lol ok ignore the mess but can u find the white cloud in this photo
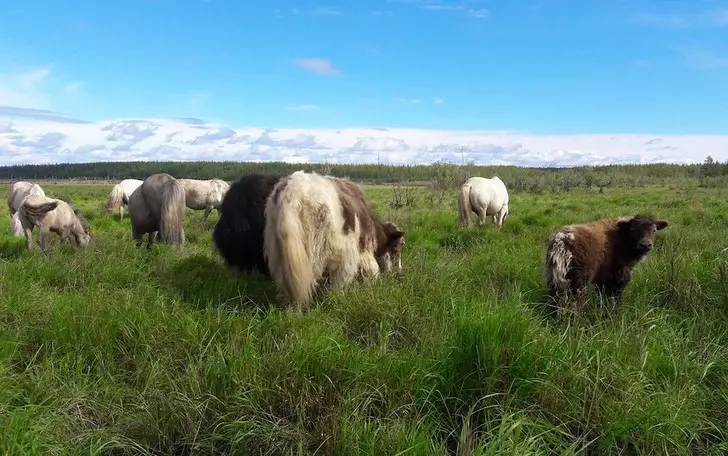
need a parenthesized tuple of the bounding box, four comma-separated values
(394, 0, 489, 19)
(64, 81, 85, 95)
(189, 91, 210, 107)
(433, 97, 443, 104)
(0, 68, 52, 109)
(285, 104, 320, 111)
(677, 46, 728, 69)
(634, 9, 728, 28)
(0, 114, 724, 167)
(292, 58, 341, 76)
(395, 98, 422, 104)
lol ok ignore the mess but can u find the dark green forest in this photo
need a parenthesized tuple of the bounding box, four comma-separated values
(1, 157, 726, 192)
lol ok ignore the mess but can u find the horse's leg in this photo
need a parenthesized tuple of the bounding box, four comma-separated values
(359, 253, 381, 281)
(204, 206, 212, 219)
(475, 207, 485, 226)
(24, 226, 33, 250)
(39, 226, 51, 255)
(61, 226, 72, 244)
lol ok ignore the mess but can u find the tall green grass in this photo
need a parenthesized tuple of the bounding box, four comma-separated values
(1, 182, 727, 455)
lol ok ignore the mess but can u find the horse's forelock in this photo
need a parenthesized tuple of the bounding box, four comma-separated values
(70, 203, 90, 234)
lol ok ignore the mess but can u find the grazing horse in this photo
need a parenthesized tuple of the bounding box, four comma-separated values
(127, 173, 186, 248)
(177, 178, 230, 218)
(19, 194, 91, 253)
(6, 181, 46, 236)
(458, 176, 510, 227)
(545, 215, 669, 318)
(264, 171, 406, 311)
(212, 173, 283, 275)
(102, 178, 143, 220)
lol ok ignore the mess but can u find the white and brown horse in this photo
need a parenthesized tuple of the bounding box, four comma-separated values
(264, 171, 405, 311)
(177, 178, 230, 218)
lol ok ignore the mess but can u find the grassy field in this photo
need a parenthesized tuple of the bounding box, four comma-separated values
(1, 180, 728, 455)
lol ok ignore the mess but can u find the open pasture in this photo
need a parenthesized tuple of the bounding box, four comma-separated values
(1, 180, 728, 455)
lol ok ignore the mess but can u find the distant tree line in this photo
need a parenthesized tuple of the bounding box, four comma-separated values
(1, 157, 726, 193)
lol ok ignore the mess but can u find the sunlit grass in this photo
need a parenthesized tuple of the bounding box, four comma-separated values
(0, 181, 727, 455)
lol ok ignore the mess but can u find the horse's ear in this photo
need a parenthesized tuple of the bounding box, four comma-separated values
(390, 230, 405, 241)
(617, 217, 632, 230)
(655, 220, 668, 230)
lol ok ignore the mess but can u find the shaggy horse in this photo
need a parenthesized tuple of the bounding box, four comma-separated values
(6, 181, 46, 236)
(458, 176, 510, 227)
(128, 173, 186, 248)
(102, 178, 143, 220)
(212, 173, 283, 275)
(177, 178, 230, 218)
(19, 194, 91, 253)
(264, 171, 406, 310)
(544, 215, 669, 318)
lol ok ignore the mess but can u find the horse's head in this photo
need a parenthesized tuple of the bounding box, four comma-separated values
(78, 233, 92, 248)
(376, 221, 406, 273)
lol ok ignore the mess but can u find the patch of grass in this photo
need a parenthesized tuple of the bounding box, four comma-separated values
(1, 180, 728, 454)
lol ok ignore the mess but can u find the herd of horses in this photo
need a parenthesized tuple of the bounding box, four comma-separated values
(5, 171, 669, 318)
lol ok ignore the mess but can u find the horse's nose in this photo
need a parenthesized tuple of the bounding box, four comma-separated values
(639, 241, 653, 251)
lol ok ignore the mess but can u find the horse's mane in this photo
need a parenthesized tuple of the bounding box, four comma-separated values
(65, 200, 90, 234)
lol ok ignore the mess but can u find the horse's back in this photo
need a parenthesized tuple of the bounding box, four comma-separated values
(467, 176, 508, 210)
(120, 179, 144, 199)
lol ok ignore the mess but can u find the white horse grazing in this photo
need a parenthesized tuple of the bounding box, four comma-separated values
(103, 179, 144, 220)
(19, 194, 91, 253)
(7, 181, 46, 236)
(177, 178, 230, 218)
(458, 176, 510, 227)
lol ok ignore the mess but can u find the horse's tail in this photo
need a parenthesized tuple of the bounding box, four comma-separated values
(22, 200, 58, 225)
(264, 186, 316, 309)
(105, 184, 125, 218)
(10, 212, 24, 236)
(458, 182, 472, 227)
(159, 178, 186, 247)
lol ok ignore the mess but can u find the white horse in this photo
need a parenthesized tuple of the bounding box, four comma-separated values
(102, 179, 144, 220)
(19, 194, 91, 253)
(458, 176, 510, 227)
(177, 178, 230, 218)
(7, 181, 46, 236)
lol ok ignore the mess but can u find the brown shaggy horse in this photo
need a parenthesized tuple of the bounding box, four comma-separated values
(264, 171, 405, 310)
(128, 173, 186, 249)
(544, 214, 668, 318)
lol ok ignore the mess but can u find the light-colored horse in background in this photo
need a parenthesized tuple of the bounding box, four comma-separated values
(19, 194, 91, 254)
(458, 176, 510, 227)
(128, 173, 186, 249)
(177, 178, 230, 218)
(102, 178, 144, 220)
(7, 181, 46, 236)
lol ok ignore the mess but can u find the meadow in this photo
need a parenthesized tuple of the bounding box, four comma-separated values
(1, 177, 728, 455)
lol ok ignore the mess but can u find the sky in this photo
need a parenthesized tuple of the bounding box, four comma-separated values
(1, 0, 727, 167)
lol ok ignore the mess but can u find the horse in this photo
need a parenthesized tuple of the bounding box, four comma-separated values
(127, 173, 186, 249)
(212, 173, 284, 275)
(177, 178, 230, 218)
(264, 171, 406, 311)
(6, 181, 46, 236)
(19, 194, 91, 254)
(102, 179, 144, 220)
(458, 176, 510, 227)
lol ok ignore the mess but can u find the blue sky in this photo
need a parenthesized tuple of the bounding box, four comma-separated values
(1, 0, 727, 135)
